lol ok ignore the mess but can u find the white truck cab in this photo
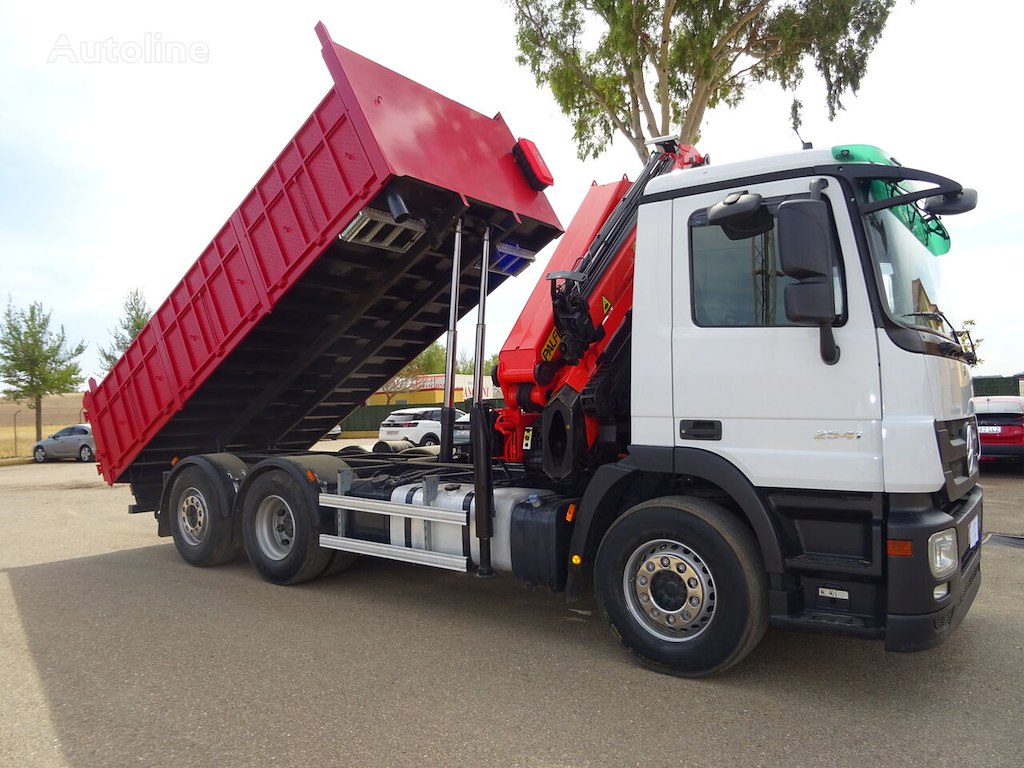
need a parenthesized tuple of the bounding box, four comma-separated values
(623, 144, 981, 656)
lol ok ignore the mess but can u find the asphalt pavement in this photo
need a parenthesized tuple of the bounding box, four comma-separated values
(1, 458, 1022, 768)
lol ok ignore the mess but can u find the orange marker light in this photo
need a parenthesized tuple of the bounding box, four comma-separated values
(306, 470, 317, 483)
(565, 503, 577, 523)
(170, 456, 179, 466)
(887, 539, 913, 557)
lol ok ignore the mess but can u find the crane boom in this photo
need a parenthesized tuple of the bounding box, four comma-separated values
(495, 143, 705, 480)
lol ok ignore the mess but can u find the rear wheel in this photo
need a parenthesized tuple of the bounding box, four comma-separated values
(242, 471, 331, 585)
(78, 444, 94, 462)
(169, 467, 236, 566)
(419, 433, 439, 447)
(594, 495, 768, 677)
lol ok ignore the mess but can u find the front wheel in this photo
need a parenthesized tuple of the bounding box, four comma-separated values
(242, 471, 331, 585)
(33, 447, 46, 463)
(594, 496, 768, 677)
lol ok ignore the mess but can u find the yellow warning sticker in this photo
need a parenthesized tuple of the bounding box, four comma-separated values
(541, 327, 561, 361)
(601, 296, 612, 314)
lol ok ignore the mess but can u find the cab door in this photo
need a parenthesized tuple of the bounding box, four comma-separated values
(670, 176, 883, 492)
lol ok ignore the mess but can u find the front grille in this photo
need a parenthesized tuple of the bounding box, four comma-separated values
(934, 417, 978, 503)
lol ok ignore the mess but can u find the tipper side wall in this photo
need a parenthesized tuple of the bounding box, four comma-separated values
(85, 24, 562, 506)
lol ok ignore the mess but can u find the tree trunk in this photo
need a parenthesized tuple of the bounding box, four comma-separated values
(35, 394, 42, 441)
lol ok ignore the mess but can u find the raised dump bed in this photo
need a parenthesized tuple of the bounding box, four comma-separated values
(85, 22, 562, 510)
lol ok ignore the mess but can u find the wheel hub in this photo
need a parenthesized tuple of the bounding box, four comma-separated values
(254, 495, 295, 561)
(177, 489, 208, 546)
(626, 540, 715, 641)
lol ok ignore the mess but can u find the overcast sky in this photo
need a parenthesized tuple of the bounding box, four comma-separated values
(1, 0, 1019, 387)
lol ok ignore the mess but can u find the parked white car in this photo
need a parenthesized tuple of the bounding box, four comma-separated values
(378, 407, 465, 446)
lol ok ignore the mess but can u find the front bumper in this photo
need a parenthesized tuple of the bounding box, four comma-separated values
(884, 485, 983, 652)
(980, 443, 1024, 458)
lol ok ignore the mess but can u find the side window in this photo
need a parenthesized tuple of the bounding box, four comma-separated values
(690, 210, 797, 327)
(55, 427, 73, 438)
(690, 195, 846, 327)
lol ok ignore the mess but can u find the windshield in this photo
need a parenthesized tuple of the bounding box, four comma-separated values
(862, 181, 955, 339)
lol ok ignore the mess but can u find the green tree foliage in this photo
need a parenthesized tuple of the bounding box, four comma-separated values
(0, 299, 87, 440)
(456, 350, 501, 375)
(957, 318, 983, 367)
(378, 342, 446, 404)
(510, 0, 896, 161)
(415, 341, 448, 374)
(98, 288, 152, 373)
(380, 342, 501, 403)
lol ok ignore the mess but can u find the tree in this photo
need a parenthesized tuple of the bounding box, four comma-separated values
(98, 288, 152, 373)
(456, 350, 500, 376)
(957, 318, 983, 367)
(378, 357, 427, 405)
(510, 0, 896, 162)
(415, 341, 448, 374)
(378, 342, 447, 405)
(378, 343, 501, 403)
(0, 299, 87, 440)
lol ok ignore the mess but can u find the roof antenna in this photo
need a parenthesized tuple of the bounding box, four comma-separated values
(794, 128, 813, 150)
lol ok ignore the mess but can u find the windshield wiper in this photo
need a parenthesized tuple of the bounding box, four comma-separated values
(901, 311, 978, 364)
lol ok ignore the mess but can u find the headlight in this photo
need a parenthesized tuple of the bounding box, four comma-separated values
(928, 529, 959, 579)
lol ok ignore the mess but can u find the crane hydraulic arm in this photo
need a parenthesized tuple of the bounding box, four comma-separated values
(495, 141, 705, 481)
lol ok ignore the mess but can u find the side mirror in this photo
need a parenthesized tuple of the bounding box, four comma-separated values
(777, 199, 840, 365)
(923, 188, 977, 216)
(707, 191, 773, 240)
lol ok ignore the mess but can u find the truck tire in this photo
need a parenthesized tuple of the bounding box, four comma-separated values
(323, 550, 359, 577)
(594, 495, 768, 677)
(169, 467, 236, 567)
(242, 470, 331, 585)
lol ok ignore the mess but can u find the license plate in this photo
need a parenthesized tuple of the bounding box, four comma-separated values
(969, 516, 981, 549)
(384, 429, 398, 436)
(978, 425, 1001, 434)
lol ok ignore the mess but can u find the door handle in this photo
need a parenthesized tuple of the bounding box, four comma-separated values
(679, 420, 722, 441)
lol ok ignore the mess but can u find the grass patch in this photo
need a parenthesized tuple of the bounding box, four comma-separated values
(0, 393, 87, 458)
(0, 424, 72, 458)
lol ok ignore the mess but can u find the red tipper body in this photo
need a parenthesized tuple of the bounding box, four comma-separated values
(84, 23, 562, 505)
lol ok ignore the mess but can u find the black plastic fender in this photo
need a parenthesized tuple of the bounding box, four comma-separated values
(564, 446, 783, 600)
(158, 453, 249, 538)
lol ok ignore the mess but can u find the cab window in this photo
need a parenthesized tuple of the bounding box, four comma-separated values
(690, 198, 844, 327)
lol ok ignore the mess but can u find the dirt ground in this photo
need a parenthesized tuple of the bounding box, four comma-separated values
(0, 458, 1021, 768)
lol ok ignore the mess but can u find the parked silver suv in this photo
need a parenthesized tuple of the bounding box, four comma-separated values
(33, 423, 95, 463)
(378, 407, 465, 446)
